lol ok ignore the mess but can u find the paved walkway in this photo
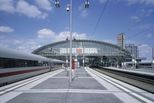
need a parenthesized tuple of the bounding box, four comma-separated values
(1, 68, 154, 103)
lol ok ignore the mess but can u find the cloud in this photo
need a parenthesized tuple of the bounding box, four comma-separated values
(78, 4, 88, 18)
(141, 9, 154, 17)
(14, 38, 53, 52)
(0, 31, 116, 53)
(13, 40, 23, 44)
(37, 28, 55, 38)
(35, 0, 52, 11)
(0, 26, 14, 33)
(0, 0, 48, 19)
(0, 27, 88, 53)
(72, 32, 87, 39)
(130, 9, 154, 24)
(15, 38, 54, 52)
(139, 44, 152, 61)
(16, 39, 42, 52)
(0, 0, 15, 13)
(54, 31, 87, 41)
(147, 33, 152, 38)
(130, 16, 140, 22)
(0, 37, 48, 52)
(122, 0, 154, 6)
(16, 0, 47, 19)
(54, 31, 69, 41)
(38, 28, 88, 42)
(81, 10, 88, 18)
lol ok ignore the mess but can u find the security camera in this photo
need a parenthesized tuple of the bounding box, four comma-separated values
(66, 4, 70, 12)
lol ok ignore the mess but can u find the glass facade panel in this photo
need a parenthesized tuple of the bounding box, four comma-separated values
(33, 40, 131, 67)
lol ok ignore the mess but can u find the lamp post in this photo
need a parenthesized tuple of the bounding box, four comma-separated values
(68, 0, 89, 82)
(54, 0, 89, 82)
(69, 0, 73, 83)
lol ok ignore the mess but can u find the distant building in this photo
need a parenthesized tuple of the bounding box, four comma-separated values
(117, 33, 125, 49)
(125, 44, 139, 59)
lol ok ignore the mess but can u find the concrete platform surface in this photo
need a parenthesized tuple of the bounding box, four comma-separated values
(0, 68, 154, 103)
(7, 93, 122, 103)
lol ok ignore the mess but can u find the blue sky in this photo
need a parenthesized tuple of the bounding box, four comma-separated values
(0, 0, 154, 60)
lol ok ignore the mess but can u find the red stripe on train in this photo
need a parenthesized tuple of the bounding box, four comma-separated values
(0, 68, 49, 78)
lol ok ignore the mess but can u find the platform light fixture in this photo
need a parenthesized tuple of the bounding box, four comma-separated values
(85, 0, 90, 8)
(55, 0, 60, 8)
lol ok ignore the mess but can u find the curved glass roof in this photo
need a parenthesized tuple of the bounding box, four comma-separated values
(33, 40, 131, 58)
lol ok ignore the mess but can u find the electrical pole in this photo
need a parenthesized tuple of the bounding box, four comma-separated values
(69, 0, 73, 83)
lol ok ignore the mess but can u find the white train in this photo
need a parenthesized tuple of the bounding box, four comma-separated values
(0, 46, 65, 86)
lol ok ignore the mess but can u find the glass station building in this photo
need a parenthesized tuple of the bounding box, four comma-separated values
(33, 39, 131, 67)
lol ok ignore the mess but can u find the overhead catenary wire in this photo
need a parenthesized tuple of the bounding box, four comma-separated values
(91, 0, 109, 38)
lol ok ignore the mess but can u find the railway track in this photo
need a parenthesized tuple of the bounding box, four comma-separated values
(92, 67, 154, 93)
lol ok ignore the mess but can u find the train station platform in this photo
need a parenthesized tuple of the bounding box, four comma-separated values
(0, 67, 154, 103)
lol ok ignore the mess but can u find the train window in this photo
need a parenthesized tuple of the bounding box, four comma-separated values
(0, 57, 48, 69)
